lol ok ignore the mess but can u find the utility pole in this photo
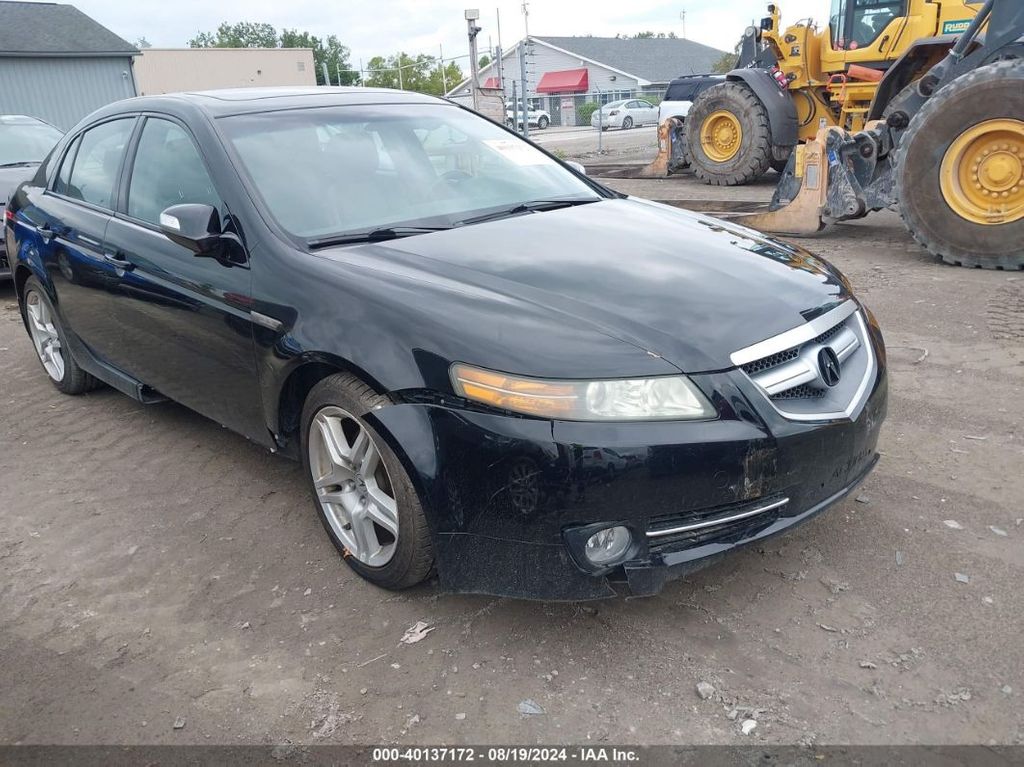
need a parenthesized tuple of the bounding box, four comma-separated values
(679, 9, 687, 39)
(519, 43, 529, 139)
(439, 44, 447, 94)
(398, 55, 404, 90)
(321, 62, 330, 87)
(496, 7, 504, 94)
(465, 9, 482, 111)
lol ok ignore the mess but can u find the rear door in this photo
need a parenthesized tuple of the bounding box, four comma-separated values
(38, 118, 136, 364)
(102, 115, 264, 437)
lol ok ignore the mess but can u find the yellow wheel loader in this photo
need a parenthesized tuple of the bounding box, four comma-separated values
(685, 0, 988, 186)
(740, 0, 1024, 269)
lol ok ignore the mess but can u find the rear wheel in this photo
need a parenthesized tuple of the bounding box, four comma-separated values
(300, 373, 434, 590)
(22, 277, 97, 395)
(686, 81, 773, 186)
(896, 59, 1024, 269)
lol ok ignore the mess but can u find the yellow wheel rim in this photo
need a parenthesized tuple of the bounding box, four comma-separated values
(701, 110, 743, 163)
(939, 119, 1024, 226)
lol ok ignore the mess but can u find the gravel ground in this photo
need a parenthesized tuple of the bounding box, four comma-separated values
(1, 143, 1022, 747)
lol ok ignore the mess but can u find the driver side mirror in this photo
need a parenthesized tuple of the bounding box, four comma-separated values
(159, 203, 222, 254)
(566, 160, 586, 175)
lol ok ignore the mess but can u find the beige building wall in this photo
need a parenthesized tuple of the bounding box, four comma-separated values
(134, 48, 317, 95)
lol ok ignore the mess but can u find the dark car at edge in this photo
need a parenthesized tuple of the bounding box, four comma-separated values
(4, 87, 887, 600)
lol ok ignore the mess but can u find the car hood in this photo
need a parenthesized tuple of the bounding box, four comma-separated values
(320, 198, 852, 373)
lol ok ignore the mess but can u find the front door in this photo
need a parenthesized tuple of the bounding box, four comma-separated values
(102, 116, 264, 439)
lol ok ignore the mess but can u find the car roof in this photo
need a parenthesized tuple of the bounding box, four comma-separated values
(83, 87, 451, 123)
(0, 114, 54, 125)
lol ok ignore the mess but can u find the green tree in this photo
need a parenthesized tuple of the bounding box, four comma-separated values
(364, 53, 462, 96)
(478, 54, 491, 68)
(189, 21, 278, 48)
(280, 29, 358, 85)
(711, 51, 738, 73)
(625, 31, 678, 39)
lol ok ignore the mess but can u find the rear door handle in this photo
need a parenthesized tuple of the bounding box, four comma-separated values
(104, 251, 135, 271)
(38, 224, 56, 243)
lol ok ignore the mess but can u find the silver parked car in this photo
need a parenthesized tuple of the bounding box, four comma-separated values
(1, 115, 63, 280)
(590, 99, 659, 130)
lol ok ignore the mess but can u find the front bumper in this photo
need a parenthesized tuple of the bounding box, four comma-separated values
(368, 347, 888, 600)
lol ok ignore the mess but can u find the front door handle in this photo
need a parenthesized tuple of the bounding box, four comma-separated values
(104, 252, 135, 271)
(38, 224, 56, 243)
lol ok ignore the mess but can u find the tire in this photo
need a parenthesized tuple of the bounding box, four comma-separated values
(770, 157, 790, 174)
(895, 59, 1024, 270)
(685, 81, 773, 186)
(621, 116, 633, 130)
(537, 116, 549, 130)
(22, 277, 98, 395)
(300, 372, 434, 590)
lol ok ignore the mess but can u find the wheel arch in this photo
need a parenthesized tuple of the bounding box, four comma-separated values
(272, 353, 389, 457)
(726, 68, 798, 148)
(868, 37, 953, 121)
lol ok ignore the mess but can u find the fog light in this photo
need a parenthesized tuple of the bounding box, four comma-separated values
(584, 526, 632, 565)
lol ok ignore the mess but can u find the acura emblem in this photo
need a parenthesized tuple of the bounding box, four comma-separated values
(818, 347, 842, 387)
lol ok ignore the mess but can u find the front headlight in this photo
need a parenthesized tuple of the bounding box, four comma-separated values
(450, 363, 716, 421)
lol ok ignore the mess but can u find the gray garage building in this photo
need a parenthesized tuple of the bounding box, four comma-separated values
(0, 1, 138, 130)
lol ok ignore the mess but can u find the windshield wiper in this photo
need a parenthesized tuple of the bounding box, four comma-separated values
(455, 197, 601, 227)
(0, 161, 40, 169)
(307, 226, 451, 248)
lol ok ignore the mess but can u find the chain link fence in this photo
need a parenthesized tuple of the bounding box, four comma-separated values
(522, 89, 666, 128)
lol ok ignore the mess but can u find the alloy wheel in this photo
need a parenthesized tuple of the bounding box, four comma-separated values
(307, 405, 399, 567)
(25, 291, 65, 382)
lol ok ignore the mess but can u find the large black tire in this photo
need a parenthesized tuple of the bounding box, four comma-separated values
(685, 81, 773, 186)
(896, 60, 1024, 270)
(21, 277, 99, 395)
(300, 372, 434, 590)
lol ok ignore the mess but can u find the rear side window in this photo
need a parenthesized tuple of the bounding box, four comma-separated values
(126, 118, 221, 226)
(64, 119, 134, 209)
(665, 82, 697, 102)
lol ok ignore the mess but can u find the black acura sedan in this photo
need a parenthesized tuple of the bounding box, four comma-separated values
(4, 88, 887, 599)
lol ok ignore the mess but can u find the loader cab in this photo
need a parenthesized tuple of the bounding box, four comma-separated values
(827, 0, 907, 55)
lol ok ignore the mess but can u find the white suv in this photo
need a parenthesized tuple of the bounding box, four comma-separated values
(505, 102, 551, 130)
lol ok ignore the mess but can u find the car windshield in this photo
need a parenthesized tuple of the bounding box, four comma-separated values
(219, 103, 601, 241)
(0, 117, 62, 166)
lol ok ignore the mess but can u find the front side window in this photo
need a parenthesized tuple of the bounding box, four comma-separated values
(53, 136, 81, 196)
(219, 103, 600, 241)
(64, 119, 135, 209)
(127, 119, 221, 226)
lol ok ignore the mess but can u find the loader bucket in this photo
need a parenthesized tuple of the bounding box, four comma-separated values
(639, 117, 687, 177)
(737, 122, 894, 237)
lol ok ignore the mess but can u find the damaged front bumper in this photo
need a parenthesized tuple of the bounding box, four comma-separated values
(366, 361, 887, 601)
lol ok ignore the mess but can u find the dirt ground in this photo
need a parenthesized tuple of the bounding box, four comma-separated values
(1, 138, 1022, 747)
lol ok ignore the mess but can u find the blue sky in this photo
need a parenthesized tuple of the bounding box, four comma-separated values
(69, 0, 824, 74)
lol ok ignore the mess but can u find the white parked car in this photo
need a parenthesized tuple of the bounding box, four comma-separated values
(589, 99, 658, 130)
(505, 102, 551, 130)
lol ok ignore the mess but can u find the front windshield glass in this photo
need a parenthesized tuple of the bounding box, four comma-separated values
(0, 118, 63, 166)
(219, 103, 600, 241)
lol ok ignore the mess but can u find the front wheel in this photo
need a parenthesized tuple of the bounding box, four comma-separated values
(301, 373, 434, 590)
(621, 116, 633, 130)
(685, 81, 773, 186)
(896, 59, 1024, 269)
(537, 116, 550, 130)
(22, 277, 97, 395)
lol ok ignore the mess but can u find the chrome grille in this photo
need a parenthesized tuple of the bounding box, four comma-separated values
(731, 302, 876, 421)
